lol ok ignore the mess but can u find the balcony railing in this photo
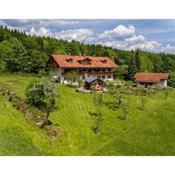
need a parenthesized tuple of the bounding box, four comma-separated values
(63, 72, 115, 77)
(47, 63, 58, 68)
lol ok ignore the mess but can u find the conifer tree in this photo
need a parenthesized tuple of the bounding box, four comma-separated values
(127, 54, 137, 80)
(135, 49, 141, 72)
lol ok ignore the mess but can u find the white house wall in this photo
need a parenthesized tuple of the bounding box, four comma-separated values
(157, 80, 167, 88)
(137, 83, 146, 88)
(137, 80, 167, 88)
(50, 67, 115, 83)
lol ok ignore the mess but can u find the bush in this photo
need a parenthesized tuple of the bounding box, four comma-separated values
(38, 69, 47, 77)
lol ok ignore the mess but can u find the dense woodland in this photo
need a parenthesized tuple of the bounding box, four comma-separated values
(1, 25, 175, 85)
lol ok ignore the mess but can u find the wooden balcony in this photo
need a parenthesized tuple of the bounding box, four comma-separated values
(47, 63, 58, 68)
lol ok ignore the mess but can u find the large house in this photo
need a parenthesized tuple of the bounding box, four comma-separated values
(48, 55, 118, 83)
(134, 72, 169, 88)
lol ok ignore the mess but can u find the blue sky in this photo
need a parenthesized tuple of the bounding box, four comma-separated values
(1, 19, 175, 54)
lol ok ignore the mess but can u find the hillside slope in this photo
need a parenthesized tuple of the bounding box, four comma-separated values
(1, 75, 175, 155)
(0, 95, 51, 155)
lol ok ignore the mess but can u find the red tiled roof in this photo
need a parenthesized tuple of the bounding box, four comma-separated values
(50, 55, 118, 68)
(134, 72, 169, 83)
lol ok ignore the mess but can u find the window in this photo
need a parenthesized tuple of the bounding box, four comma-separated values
(84, 60, 89, 64)
(66, 59, 73, 63)
(82, 69, 86, 72)
(108, 76, 111, 79)
(78, 58, 91, 65)
(102, 69, 105, 72)
(102, 76, 105, 80)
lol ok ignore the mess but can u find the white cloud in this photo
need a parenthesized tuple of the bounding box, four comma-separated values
(28, 27, 93, 43)
(160, 44, 175, 54)
(53, 20, 79, 26)
(17, 23, 175, 55)
(37, 20, 79, 26)
(29, 27, 53, 37)
(126, 35, 145, 44)
(94, 25, 175, 54)
(55, 28, 93, 42)
(99, 25, 135, 40)
(12, 19, 79, 27)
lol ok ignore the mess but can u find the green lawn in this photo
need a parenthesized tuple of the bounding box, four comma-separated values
(0, 74, 175, 155)
(0, 95, 49, 155)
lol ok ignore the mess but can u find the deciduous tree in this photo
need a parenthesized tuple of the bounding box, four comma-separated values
(26, 78, 59, 123)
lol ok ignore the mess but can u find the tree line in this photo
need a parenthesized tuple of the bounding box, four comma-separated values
(1, 25, 175, 83)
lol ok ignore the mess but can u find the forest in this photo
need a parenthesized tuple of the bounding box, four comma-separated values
(0, 25, 175, 85)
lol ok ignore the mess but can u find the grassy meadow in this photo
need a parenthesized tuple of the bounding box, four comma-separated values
(0, 74, 175, 155)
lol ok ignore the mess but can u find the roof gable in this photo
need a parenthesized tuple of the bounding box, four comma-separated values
(85, 76, 103, 83)
(85, 76, 97, 83)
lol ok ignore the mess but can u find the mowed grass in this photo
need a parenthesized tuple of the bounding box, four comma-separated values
(1, 74, 175, 155)
(0, 95, 50, 155)
(0, 94, 77, 156)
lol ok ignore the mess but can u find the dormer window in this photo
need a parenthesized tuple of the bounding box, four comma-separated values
(66, 58, 73, 63)
(78, 58, 91, 65)
(101, 59, 107, 64)
(83, 60, 90, 65)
